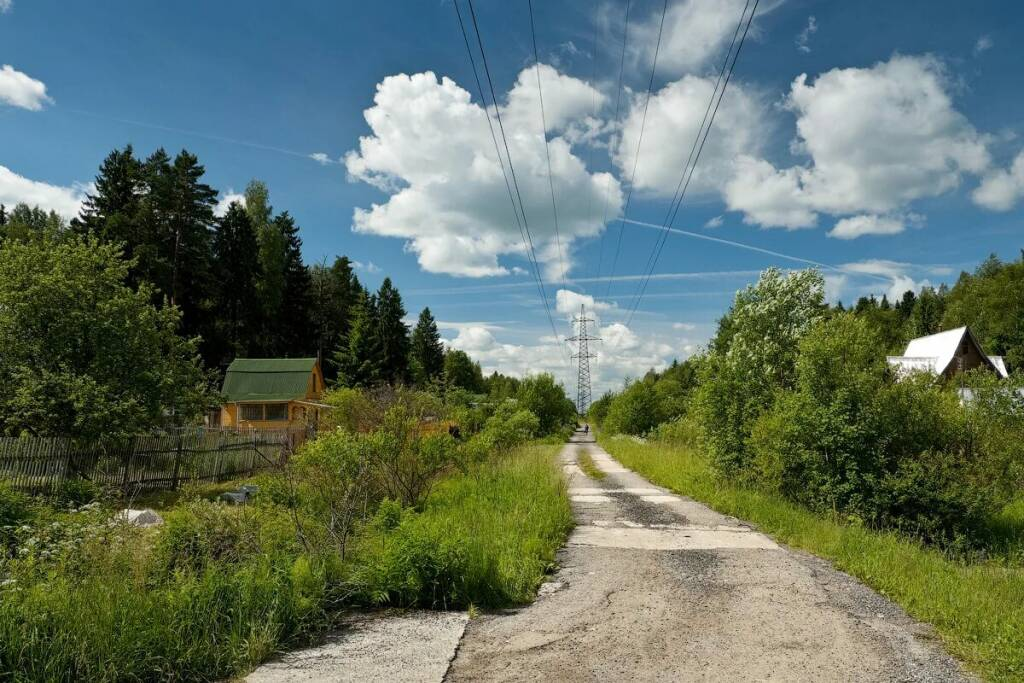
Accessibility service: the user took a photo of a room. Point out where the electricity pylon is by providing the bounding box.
[568,305,600,416]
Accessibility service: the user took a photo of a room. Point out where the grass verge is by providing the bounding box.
[0,443,572,680]
[576,449,606,481]
[599,435,1024,682]
[346,444,573,609]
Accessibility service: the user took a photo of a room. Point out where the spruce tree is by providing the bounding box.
[410,307,444,387]
[276,212,314,356]
[375,277,410,385]
[311,255,363,378]
[336,290,382,387]
[211,202,262,365]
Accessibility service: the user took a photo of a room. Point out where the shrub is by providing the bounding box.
[747,314,1009,545]
[515,374,576,436]
[694,268,826,473]
[604,380,666,436]
[49,478,103,509]
[0,482,31,529]
[653,413,702,448]
[151,501,264,575]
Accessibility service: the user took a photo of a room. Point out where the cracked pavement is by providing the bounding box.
[445,431,971,682]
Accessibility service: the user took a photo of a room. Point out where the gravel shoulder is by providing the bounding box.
[446,433,971,682]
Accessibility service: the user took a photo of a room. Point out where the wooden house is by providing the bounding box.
[887,326,1009,379]
[219,358,327,430]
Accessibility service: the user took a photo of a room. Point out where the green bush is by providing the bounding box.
[152,501,266,575]
[49,478,103,509]
[603,380,666,436]
[0,482,31,529]
[747,314,1010,545]
[515,374,576,436]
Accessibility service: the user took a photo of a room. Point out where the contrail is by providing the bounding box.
[65,108,334,164]
[621,217,893,284]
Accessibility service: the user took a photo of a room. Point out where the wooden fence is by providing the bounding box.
[0,427,310,493]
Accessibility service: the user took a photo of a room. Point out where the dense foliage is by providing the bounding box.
[0,237,213,439]
[0,386,573,680]
[592,266,1024,547]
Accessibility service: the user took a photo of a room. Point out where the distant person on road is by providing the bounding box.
[584,424,589,434]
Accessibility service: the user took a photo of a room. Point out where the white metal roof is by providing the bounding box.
[887,326,1008,378]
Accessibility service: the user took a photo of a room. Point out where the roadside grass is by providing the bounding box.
[0,442,572,680]
[576,449,606,481]
[599,436,1024,682]
[346,444,573,609]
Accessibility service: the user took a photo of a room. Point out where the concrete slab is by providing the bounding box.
[246,610,467,683]
[568,524,780,551]
[570,495,614,503]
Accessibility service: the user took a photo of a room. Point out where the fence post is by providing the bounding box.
[171,430,184,490]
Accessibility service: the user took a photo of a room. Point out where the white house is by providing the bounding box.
[887,326,1009,380]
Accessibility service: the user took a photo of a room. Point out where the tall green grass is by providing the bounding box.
[0,443,571,680]
[346,444,573,608]
[600,436,1024,682]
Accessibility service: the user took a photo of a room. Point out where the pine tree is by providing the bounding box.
[276,212,314,356]
[335,290,382,387]
[211,202,263,365]
[375,277,411,385]
[410,307,444,387]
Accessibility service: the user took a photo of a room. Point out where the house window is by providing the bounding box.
[264,403,288,421]
[241,404,263,421]
[240,403,289,421]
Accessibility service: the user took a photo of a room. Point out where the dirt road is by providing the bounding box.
[447,432,970,682]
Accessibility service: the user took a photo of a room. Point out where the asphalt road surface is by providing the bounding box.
[446,431,970,682]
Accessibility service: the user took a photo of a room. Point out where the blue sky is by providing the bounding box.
[2,0,1023,392]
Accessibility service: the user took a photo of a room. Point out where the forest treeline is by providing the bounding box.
[0,146,554,439]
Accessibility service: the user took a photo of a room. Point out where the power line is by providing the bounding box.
[457,0,570,363]
[593,0,632,287]
[625,0,759,326]
[603,0,668,298]
[527,0,568,292]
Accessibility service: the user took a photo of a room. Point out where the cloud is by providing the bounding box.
[630,0,781,76]
[672,322,696,331]
[974,35,994,56]
[973,150,1024,211]
[555,289,615,317]
[836,259,932,302]
[614,75,764,197]
[213,190,245,217]
[0,1,11,14]
[345,70,621,278]
[704,215,723,228]
[0,64,53,111]
[828,214,906,240]
[445,318,686,395]
[796,16,817,53]
[0,165,86,217]
[352,260,381,273]
[309,152,334,165]
[724,56,991,231]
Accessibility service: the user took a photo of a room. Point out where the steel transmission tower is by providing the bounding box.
[568,305,600,415]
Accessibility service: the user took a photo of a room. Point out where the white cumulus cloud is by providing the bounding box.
[0,64,53,111]
[0,165,86,217]
[828,214,906,240]
[973,150,1024,211]
[213,190,245,217]
[725,55,991,231]
[630,0,782,76]
[344,69,621,278]
[614,75,764,197]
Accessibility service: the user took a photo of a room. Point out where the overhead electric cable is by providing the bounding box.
[458,0,570,363]
[625,0,759,326]
[527,0,568,292]
[593,0,632,285]
[603,0,669,298]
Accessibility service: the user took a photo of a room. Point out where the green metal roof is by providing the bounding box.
[222,358,318,402]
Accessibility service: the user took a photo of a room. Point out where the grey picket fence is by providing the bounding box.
[0,427,309,493]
